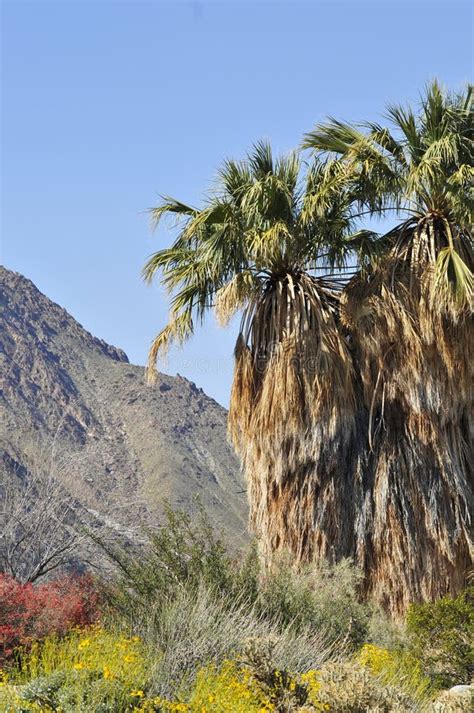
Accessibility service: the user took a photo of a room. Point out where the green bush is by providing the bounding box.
[20,670,67,708]
[102,506,370,648]
[406,586,474,688]
[20,670,139,712]
[100,504,237,619]
[256,557,370,646]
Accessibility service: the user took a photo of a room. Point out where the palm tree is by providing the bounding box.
[143,142,377,568]
[304,81,473,613]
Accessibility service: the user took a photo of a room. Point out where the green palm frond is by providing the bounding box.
[304,81,473,222]
[304,81,473,310]
[248,139,275,176]
[149,197,196,230]
[432,246,474,312]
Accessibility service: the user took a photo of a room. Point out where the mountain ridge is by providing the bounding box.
[0,265,247,544]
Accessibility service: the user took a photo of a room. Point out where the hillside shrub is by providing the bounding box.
[0,573,99,664]
[406,586,474,688]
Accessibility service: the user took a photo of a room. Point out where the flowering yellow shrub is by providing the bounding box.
[2,625,150,711]
[358,643,432,698]
[19,624,147,685]
[134,661,267,712]
[358,644,393,674]
[300,670,329,711]
[135,662,332,713]
[188,660,270,712]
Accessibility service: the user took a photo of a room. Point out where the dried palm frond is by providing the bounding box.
[340,223,473,615]
[229,272,357,565]
[214,271,262,327]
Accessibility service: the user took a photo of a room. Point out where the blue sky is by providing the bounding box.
[2,0,472,406]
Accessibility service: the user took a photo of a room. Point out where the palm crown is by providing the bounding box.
[143,142,376,381]
[303,81,473,311]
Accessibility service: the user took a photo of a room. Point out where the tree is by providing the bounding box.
[0,441,89,583]
[143,143,377,568]
[303,81,473,613]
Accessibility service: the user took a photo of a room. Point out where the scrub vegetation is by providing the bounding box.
[2,508,471,711]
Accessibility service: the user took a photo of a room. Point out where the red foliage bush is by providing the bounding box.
[0,573,100,662]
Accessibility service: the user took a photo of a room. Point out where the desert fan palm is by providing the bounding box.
[144,143,377,566]
[304,81,473,613]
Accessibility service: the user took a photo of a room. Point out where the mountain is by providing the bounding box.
[0,266,247,547]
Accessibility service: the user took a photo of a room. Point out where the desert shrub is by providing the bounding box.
[100,505,241,623]
[406,586,474,688]
[315,660,420,711]
[103,507,370,649]
[257,557,370,646]
[142,584,335,696]
[0,573,99,664]
[239,637,326,711]
[432,686,474,712]
[19,670,67,708]
[365,607,409,651]
[183,660,267,713]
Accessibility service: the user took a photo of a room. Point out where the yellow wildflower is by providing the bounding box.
[131,689,145,697]
[103,665,114,680]
[73,662,85,671]
[78,638,91,650]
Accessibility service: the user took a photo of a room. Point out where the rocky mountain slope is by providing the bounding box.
[0,266,247,544]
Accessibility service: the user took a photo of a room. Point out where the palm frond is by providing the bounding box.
[214,271,262,327]
[149,197,196,231]
[431,246,474,313]
[146,311,194,384]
